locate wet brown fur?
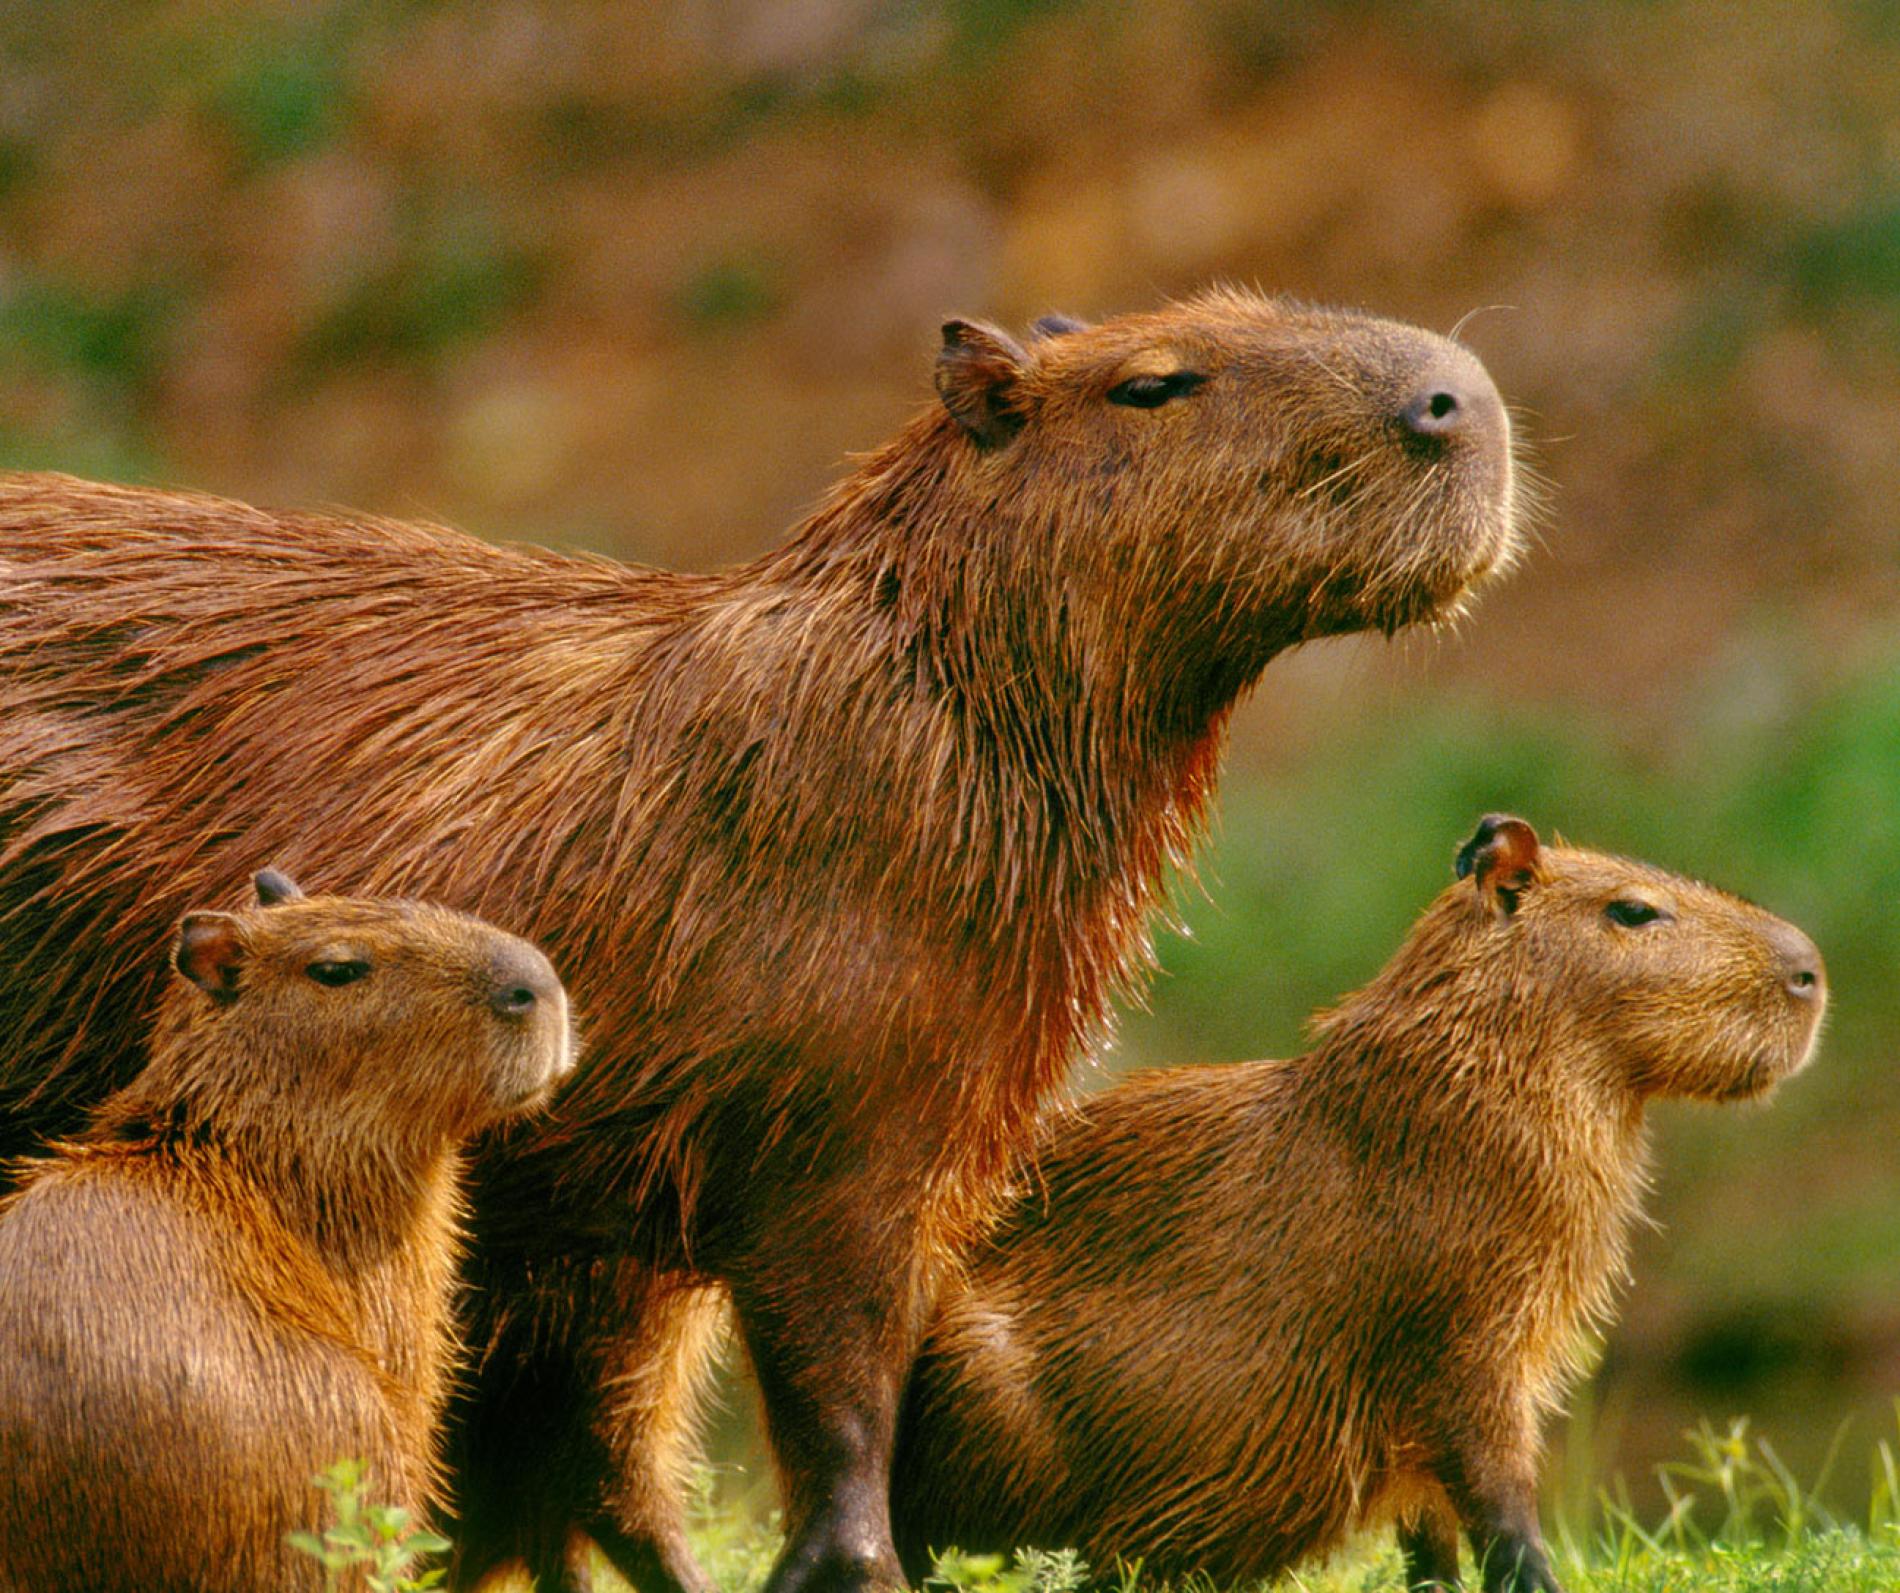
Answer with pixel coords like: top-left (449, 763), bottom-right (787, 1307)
top-left (0, 888), bottom-right (573, 1593)
top-left (893, 818), bottom-right (1827, 1593)
top-left (0, 288), bottom-right (1519, 1592)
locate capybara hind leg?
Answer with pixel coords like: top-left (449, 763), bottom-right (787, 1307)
top-left (463, 1553), bottom-right (532, 1592)
top-left (578, 1519), bottom-right (715, 1593)
top-left (733, 1274), bottom-right (913, 1593)
top-left (449, 1267), bottom-right (723, 1593)
top-left (582, 1284), bottom-right (728, 1593)
top-left (1398, 1511), bottom-right (1462, 1590)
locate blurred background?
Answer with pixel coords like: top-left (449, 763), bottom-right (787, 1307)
top-left (4, 0), bottom-right (1898, 1544)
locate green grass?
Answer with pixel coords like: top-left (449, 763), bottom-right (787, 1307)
top-left (653, 1421), bottom-right (1900, 1593)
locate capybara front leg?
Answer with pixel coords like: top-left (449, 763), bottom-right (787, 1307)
top-left (1437, 1403), bottom-right (1563, 1593)
top-left (1450, 1471), bottom-right (1561, 1593)
top-left (732, 1270), bottom-right (915, 1593)
top-left (447, 1262), bottom-right (723, 1593)
top-left (1468, 1528), bottom-right (1560, 1593)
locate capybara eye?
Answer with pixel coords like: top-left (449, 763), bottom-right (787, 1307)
top-left (1107, 371), bottom-right (1207, 409)
top-left (306, 959), bottom-right (371, 987)
top-left (1604, 899), bottom-right (1663, 928)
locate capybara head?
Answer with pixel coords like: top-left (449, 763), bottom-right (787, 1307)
top-left (927, 288), bottom-right (1520, 655)
top-left (1367, 814), bottom-right (1826, 1103)
top-left (151, 871), bottom-right (577, 1138)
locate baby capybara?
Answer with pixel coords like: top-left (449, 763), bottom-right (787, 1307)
top-left (0, 872), bottom-right (575, 1593)
top-left (893, 816), bottom-right (1826, 1593)
top-left (0, 289), bottom-right (1520, 1593)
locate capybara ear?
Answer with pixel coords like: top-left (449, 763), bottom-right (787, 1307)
top-left (254, 868), bottom-right (305, 907)
top-left (1030, 313), bottom-right (1089, 340)
top-left (1454, 813), bottom-right (1542, 917)
top-left (937, 319), bottom-right (1030, 449)
top-left (174, 913), bottom-right (249, 999)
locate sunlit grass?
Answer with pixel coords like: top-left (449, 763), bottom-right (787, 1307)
top-left (650, 1417), bottom-right (1900, 1593)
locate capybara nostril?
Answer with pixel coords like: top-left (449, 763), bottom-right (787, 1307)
top-left (486, 943), bottom-right (561, 1019)
top-left (1768, 921), bottom-right (1826, 1003)
top-left (1399, 348), bottom-right (1504, 445)
top-left (1405, 387), bottom-right (1462, 432)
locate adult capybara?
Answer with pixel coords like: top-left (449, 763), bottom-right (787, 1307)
top-left (0, 289), bottom-right (1521, 1593)
top-left (893, 816), bottom-right (1826, 1593)
top-left (0, 873), bottom-right (575, 1593)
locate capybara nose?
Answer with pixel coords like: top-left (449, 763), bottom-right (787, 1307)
top-left (1768, 921), bottom-right (1826, 1004)
top-left (487, 941), bottom-right (562, 1019)
top-left (1399, 348), bottom-right (1504, 444)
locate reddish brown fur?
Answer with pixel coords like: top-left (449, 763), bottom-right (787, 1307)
top-left (0, 288), bottom-right (1519, 1593)
top-left (0, 886), bottom-right (573, 1593)
top-left (892, 818), bottom-right (1827, 1593)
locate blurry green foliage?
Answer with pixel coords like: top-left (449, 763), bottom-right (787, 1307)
top-left (303, 208), bottom-right (540, 367)
top-left (1793, 199), bottom-right (1900, 329)
top-left (675, 256), bottom-right (783, 334)
top-left (211, 41), bottom-right (347, 166)
top-left (1129, 655), bottom-right (1900, 1065)
top-left (1123, 698), bottom-right (1652, 1066)
top-left (0, 274), bottom-right (173, 392)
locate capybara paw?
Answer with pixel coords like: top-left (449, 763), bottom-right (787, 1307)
top-left (764, 1539), bottom-right (906, 1593)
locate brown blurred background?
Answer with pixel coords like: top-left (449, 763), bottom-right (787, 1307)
top-left (4, 0), bottom-right (1899, 1537)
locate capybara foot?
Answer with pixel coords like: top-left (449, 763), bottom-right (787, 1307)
top-left (584, 1519), bottom-right (717, 1593)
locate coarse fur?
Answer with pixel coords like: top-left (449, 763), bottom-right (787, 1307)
top-left (0, 288), bottom-right (1520, 1593)
top-left (0, 881), bottom-right (574, 1593)
top-left (893, 816), bottom-right (1827, 1593)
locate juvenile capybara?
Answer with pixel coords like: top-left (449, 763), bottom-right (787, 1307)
top-left (0, 289), bottom-right (1520, 1593)
top-left (0, 872), bottom-right (575, 1593)
top-left (892, 816), bottom-right (1827, 1593)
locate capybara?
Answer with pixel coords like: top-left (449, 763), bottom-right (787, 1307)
top-left (0, 289), bottom-right (1520, 1593)
top-left (0, 872), bottom-right (575, 1593)
top-left (892, 816), bottom-right (1826, 1593)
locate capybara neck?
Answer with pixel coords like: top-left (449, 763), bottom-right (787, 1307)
top-left (90, 1042), bottom-right (462, 1273)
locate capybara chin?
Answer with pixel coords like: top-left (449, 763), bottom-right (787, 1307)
top-left (893, 816), bottom-right (1825, 1593)
top-left (0, 288), bottom-right (1520, 1593)
top-left (0, 873), bottom-right (575, 1593)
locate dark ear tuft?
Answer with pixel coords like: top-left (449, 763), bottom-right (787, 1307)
top-left (937, 318), bottom-right (1030, 450)
top-left (254, 869), bottom-right (304, 907)
top-left (1030, 313), bottom-right (1089, 340)
top-left (1455, 813), bottom-right (1542, 917)
top-left (174, 913), bottom-right (249, 1000)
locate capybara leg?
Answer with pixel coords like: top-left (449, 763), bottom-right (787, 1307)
top-left (583, 1283), bottom-right (728, 1593)
top-left (1451, 1476), bottom-right (1560, 1593)
top-left (1439, 1411), bottom-right (1562, 1593)
top-left (1468, 1530), bottom-right (1560, 1593)
top-left (734, 1279), bottom-right (912, 1593)
top-left (1398, 1510), bottom-right (1463, 1590)
top-left (462, 1552), bottom-right (532, 1592)
top-left (578, 1518), bottom-right (715, 1593)
top-left (449, 1266), bottom-right (724, 1593)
